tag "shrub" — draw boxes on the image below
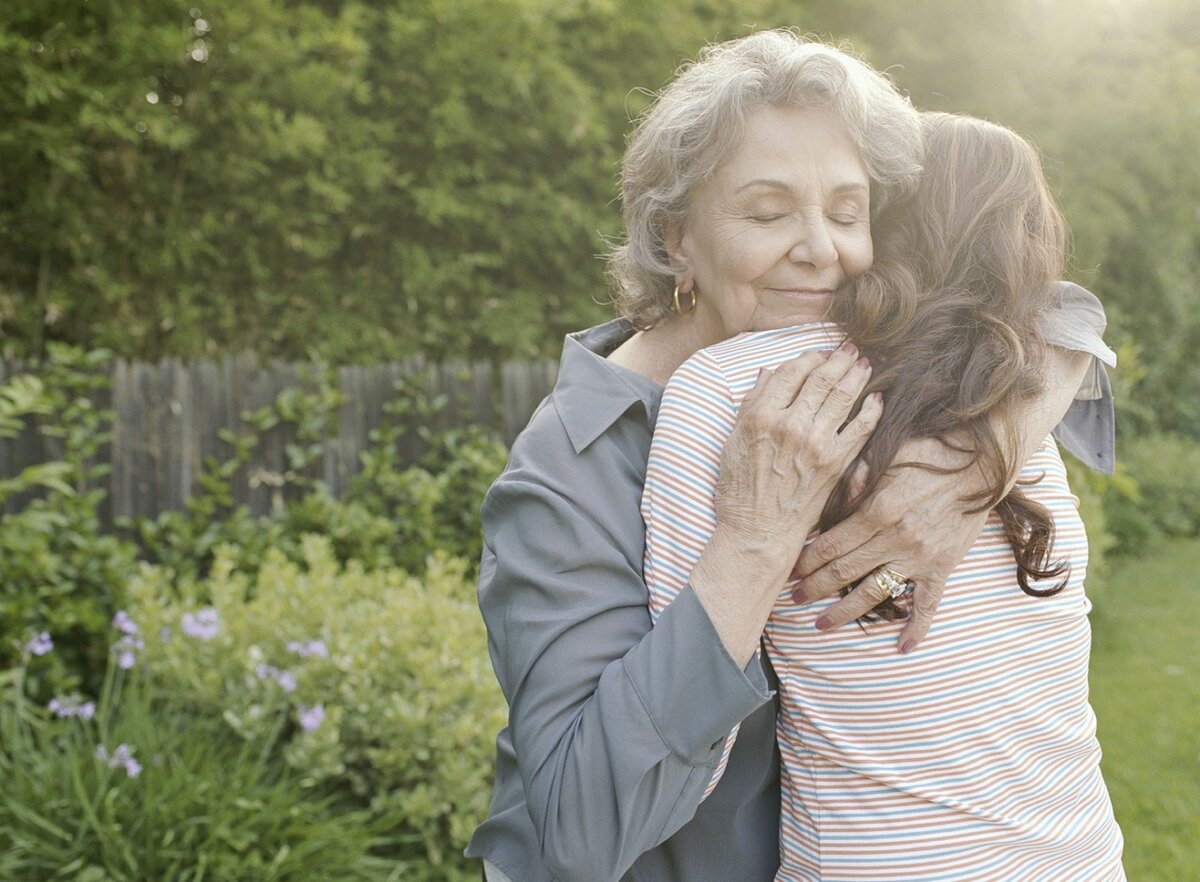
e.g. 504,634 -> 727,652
126,537 -> 505,881
130,366 -> 507,584
1103,432 -> 1200,557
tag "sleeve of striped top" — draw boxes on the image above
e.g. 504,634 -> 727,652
642,348 -> 744,798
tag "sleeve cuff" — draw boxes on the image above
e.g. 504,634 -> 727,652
1054,364 -> 1116,475
621,588 -> 773,763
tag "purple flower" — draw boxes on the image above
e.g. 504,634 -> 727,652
254,663 -> 296,693
96,742 -> 141,778
23,631 -> 53,656
112,611 -> 139,636
48,695 -> 96,720
298,704 -> 326,732
181,608 -> 220,641
114,633 -> 145,670
287,639 -> 328,659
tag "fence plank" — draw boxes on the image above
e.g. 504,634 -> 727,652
0,352 -> 563,522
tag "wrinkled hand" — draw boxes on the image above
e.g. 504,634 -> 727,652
790,436 -> 990,653
712,343 -> 882,574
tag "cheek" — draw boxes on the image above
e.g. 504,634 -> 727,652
841,230 -> 874,277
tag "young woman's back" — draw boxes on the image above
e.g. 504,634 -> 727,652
644,322 -> 1124,881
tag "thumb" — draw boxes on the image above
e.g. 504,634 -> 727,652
846,460 -> 870,505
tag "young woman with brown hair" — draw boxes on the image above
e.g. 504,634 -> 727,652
643,112 -> 1124,880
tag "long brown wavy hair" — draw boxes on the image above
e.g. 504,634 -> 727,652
825,111 -> 1071,619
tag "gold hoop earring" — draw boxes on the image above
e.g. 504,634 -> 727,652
673,284 -> 697,315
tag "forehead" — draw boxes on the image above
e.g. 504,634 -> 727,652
711,104 -> 869,196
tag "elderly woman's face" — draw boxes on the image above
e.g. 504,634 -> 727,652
669,105 -> 873,339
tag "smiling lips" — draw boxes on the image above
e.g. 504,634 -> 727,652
770,287 -> 834,300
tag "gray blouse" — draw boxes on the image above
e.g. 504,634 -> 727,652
467,286 -> 1116,882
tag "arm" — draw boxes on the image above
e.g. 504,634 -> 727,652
644,341 -> 879,794
479,409 -> 772,882
793,346 -> 1090,649
794,282 -> 1113,650
480,344 -> 877,881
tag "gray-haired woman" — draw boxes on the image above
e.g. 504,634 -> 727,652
467,30 -> 1114,882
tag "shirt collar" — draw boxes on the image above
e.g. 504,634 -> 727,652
553,319 -> 664,454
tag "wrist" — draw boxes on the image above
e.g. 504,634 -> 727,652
699,525 -> 796,590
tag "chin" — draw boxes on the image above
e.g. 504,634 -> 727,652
752,303 -> 833,331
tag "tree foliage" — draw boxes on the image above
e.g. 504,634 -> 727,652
2,0 -> 1198,435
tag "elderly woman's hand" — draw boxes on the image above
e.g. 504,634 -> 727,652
790,345 -> 1093,653
691,343 -> 882,664
715,344 -> 880,554
789,435 -> 989,653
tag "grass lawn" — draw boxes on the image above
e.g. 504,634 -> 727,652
1089,538 -> 1200,880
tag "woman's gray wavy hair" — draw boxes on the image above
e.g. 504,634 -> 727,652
607,30 -> 923,329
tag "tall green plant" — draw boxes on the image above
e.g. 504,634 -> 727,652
0,612 -> 391,881
0,347 -> 137,698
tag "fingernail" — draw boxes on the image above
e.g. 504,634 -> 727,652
840,342 -> 858,357
815,615 -> 832,631
856,356 -> 870,369
871,391 -> 883,403
791,587 -> 809,605
900,640 -> 914,654
819,349 -> 833,360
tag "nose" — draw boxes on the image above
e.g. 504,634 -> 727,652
787,216 -> 838,269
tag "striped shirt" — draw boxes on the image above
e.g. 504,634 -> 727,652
643,324 -> 1125,881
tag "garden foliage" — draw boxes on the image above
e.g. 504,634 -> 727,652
6,0 -> 1197,440
0,346 -> 138,699
1,651 -> 390,881
127,539 -> 505,880
1,349 -> 509,878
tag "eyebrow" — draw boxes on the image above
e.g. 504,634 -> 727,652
734,179 -> 870,197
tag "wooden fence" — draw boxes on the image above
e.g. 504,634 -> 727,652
0,353 -> 560,522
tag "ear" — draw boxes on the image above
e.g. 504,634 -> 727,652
664,217 -> 694,292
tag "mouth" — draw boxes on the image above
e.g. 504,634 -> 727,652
769,288 -> 834,299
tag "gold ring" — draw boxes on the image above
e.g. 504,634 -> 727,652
872,566 -> 914,600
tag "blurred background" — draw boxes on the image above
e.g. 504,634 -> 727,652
0,1 -> 1197,879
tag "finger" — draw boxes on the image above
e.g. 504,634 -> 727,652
896,578 -> 945,653
791,534 -> 889,603
786,341 -> 862,415
751,351 -> 828,410
834,390 -> 882,451
805,355 -> 873,428
741,366 -> 774,406
792,509 -> 886,584
811,570 -> 896,631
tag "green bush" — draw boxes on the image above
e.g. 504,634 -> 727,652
126,537 -> 505,880
1103,432 -> 1200,557
131,366 -> 507,583
0,644 -> 391,880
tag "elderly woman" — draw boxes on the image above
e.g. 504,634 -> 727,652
466,31 -> 1114,882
